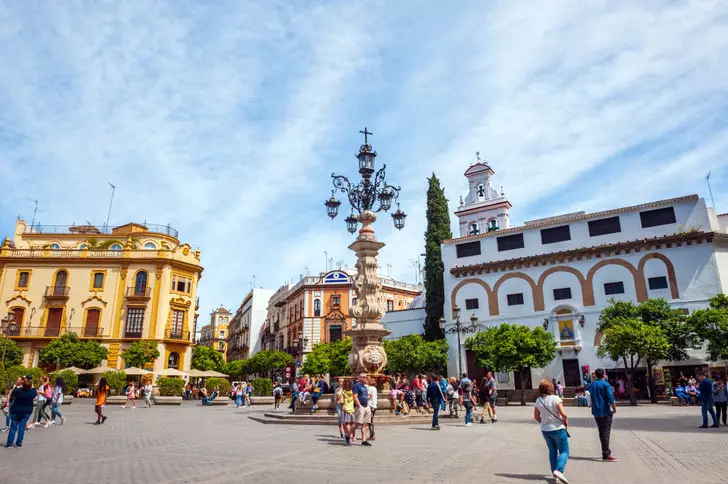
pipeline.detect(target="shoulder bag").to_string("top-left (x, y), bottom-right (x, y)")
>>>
top-left (537, 397), bottom-right (571, 438)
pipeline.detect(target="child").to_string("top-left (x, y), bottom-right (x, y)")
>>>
top-left (341, 379), bottom-right (355, 445)
top-left (273, 382), bottom-right (283, 409)
top-left (575, 386), bottom-right (587, 407)
top-left (122, 381), bottom-right (136, 408)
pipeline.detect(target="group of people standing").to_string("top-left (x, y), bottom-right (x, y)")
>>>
top-left (335, 373), bottom-right (377, 446)
top-left (2, 374), bottom-right (67, 449)
top-left (231, 381), bottom-right (254, 407)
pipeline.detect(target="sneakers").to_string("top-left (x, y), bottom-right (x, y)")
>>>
top-left (493, 416), bottom-right (498, 422)
top-left (50, 421), bottom-right (56, 426)
top-left (60, 416), bottom-right (65, 425)
top-left (465, 423), bottom-right (472, 427)
top-left (0, 427), bottom-right (7, 432)
top-left (480, 418), bottom-right (485, 424)
top-left (121, 406), bottom-right (126, 409)
top-left (435, 425), bottom-right (441, 431)
top-left (553, 470), bottom-right (568, 483)
top-left (43, 423), bottom-right (50, 428)
top-left (345, 436), bottom-right (351, 445)
top-left (361, 441), bottom-right (372, 446)
top-left (698, 424), bottom-right (709, 428)
top-left (603, 456), bottom-right (619, 462)
top-left (711, 423), bottom-right (720, 428)
top-left (101, 416), bottom-right (107, 424)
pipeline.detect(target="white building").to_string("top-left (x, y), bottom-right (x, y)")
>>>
top-left (227, 288), bottom-right (274, 361)
top-left (443, 160), bottom-right (728, 390)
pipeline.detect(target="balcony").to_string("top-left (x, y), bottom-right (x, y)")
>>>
top-left (125, 286), bottom-right (151, 302)
top-left (44, 285), bottom-right (70, 301)
top-left (65, 326), bottom-right (105, 338)
top-left (165, 328), bottom-right (191, 341)
top-left (124, 329), bottom-right (143, 339)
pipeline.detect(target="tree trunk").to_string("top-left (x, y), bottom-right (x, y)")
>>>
top-left (623, 358), bottom-right (637, 406)
top-left (646, 359), bottom-right (658, 404)
top-left (520, 368), bottom-right (526, 406)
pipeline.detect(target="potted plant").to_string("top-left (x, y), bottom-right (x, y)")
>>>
top-left (153, 377), bottom-right (184, 405)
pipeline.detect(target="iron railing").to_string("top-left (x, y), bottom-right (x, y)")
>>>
top-left (126, 286), bottom-right (151, 298)
top-left (165, 329), bottom-right (190, 341)
top-left (45, 285), bottom-right (70, 297)
top-left (23, 223), bottom-right (179, 238)
top-left (124, 329), bottom-right (143, 339)
top-left (65, 326), bottom-right (104, 338)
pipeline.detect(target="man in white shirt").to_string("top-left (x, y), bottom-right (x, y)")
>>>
top-left (367, 380), bottom-right (378, 441)
top-left (143, 382), bottom-right (153, 408)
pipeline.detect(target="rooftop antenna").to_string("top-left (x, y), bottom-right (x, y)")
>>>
top-left (105, 183), bottom-right (116, 232)
top-left (386, 263), bottom-right (392, 278)
top-left (707, 172), bottom-right (716, 208)
top-left (28, 198), bottom-right (39, 230)
top-left (324, 251), bottom-right (329, 272)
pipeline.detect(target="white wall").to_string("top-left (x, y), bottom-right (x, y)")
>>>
top-left (381, 308), bottom-right (426, 340)
top-left (248, 288), bottom-right (274, 356)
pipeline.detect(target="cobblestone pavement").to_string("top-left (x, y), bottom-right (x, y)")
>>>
top-left (2, 400), bottom-right (727, 484)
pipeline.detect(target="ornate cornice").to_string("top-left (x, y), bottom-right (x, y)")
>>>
top-left (81, 295), bottom-right (108, 307)
top-left (5, 294), bottom-right (32, 306)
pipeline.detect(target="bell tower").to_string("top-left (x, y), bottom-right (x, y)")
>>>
top-left (455, 153), bottom-right (512, 237)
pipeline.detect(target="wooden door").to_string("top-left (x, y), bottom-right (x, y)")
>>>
top-left (45, 308), bottom-right (63, 337)
top-left (84, 309), bottom-right (100, 337)
top-left (563, 359), bottom-right (581, 387)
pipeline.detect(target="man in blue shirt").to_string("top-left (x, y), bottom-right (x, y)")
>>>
top-left (587, 369), bottom-right (618, 462)
top-left (426, 374), bottom-right (444, 430)
top-left (697, 372), bottom-right (719, 428)
top-left (352, 373), bottom-right (372, 446)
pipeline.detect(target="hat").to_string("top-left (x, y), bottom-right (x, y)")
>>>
top-left (24, 374), bottom-right (33, 380)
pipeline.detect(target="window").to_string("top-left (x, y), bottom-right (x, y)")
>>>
top-left (507, 293), bottom-right (524, 306)
top-left (219, 330), bottom-right (225, 338)
top-left (648, 276), bottom-right (668, 290)
top-left (332, 295), bottom-right (341, 307)
top-left (172, 274), bottom-right (192, 294)
top-left (497, 233), bottom-right (525, 252)
top-left (387, 300), bottom-right (394, 312)
top-left (92, 272), bottom-right (105, 289)
top-left (84, 308), bottom-right (100, 337)
top-left (588, 216), bottom-right (621, 236)
top-left (168, 352), bottom-right (179, 369)
top-left (110, 243), bottom-right (122, 251)
top-left (604, 281), bottom-right (625, 295)
top-left (125, 308), bottom-right (145, 337)
top-left (218, 341), bottom-right (225, 351)
top-left (456, 241), bottom-right (481, 258)
top-left (468, 223), bottom-right (480, 235)
top-left (541, 225), bottom-right (571, 244)
top-left (351, 297), bottom-right (357, 308)
top-left (50, 243), bottom-right (61, 250)
top-left (16, 271), bottom-right (30, 289)
top-left (134, 271), bottom-right (148, 295)
top-left (143, 242), bottom-right (157, 250)
top-left (79, 243), bottom-right (87, 249)
top-left (553, 288), bottom-right (572, 300)
top-left (465, 298), bottom-right (479, 310)
top-left (640, 207), bottom-right (676, 228)
top-left (329, 325), bottom-right (342, 342)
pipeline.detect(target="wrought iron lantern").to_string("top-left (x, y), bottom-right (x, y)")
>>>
top-left (345, 212), bottom-right (359, 234)
top-left (543, 318), bottom-right (549, 330)
top-left (470, 313), bottom-right (479, 329)
top-left (377, 187), bottom-right (394, 212)
top-left (325, 190), bottom-right (341, 219)
top-left (579, 314), bottom-right (585, 327)
top-left (391, 203), bottom-right (406, 230)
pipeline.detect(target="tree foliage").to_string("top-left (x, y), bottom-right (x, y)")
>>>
top-left (302, 339), bottom-right (352, 376)
top-left (102, 370), bottom-right (128, 395)
top-left (245, 350), bottom-right (293, 376)
top-left (50, 369), bottom-right (79, 395)
top-left (39, 333), bottom-right (108, 369)
top-left (465, 324), bottom-right (557, 405)
top-left (121, 341), bottom-right (161, 369)
top-left (689, 293), bottom-right (728, 361)
top-left (383, 334), bottom-right (448, 375)
top-left (156, 376), bottom-right (184, 396)
top-left (205, 377), bottom-right (230, 395)
top-left (1, 338), bottom-right (24, 367)
top-left (191, 345), bottom-right (225, 371)
top-left (423, 174), bottom-right (452, 341)
top-left (2, 366), bottom-right (43, 390)
top-left (252, 377), bottom-right (273, 397)
top-left (223, 359), bottom-right (249, 380)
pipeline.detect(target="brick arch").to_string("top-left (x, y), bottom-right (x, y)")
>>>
top-left (537, 266), bottom-right (592, 307)
top-left (637, 252), bottom-right (679, 300)
top-left (450, 278), bottom-right (497, 317)
top-left (492, 272), bottom-right (540, 313)
top-left (586, 258), bottom-right (647, 302)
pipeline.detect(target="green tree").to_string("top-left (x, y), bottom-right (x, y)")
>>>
top-left (191, 345), bottom-right (225, 371)
top-left (1, 338), bottom-right (24, 367)
top-left (465, 324), bottom-right (557, 406)
top-left (39, 333), bottom-right (108, 369)
top-left (689, 293), bottom-right (728, 361)
top-left (596, 317), bottom-right (670, 405)
top-left (102, 370), bottom-right (127, 395)
top-left (302, 339), bottom-right (352, 376)
top-left (245, 350), bottom-right (293, 377)
top-left (599, 299), bottom-right (693, 403)
top-left (156, 376), bottom-right (184, 396)
top-left (50, 369), bottom-right (79, 394)
top-left (121, 341), bottom-right (161, 369)
top-left (383, 334), bottom-right (448, 375)
top-left (205, 377), bottom-right (231, 395)
top-left (223, 359), bottom-right (249, 380)
top-left (423, 174), bottom-right (452, 341)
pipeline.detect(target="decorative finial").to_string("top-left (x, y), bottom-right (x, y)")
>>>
top-left (475, 151), bottom-right (481, 163)
top-left (359, 127), bottom-right (373, 145)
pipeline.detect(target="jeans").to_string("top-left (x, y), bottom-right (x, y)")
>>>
top-left (145, 395), bottom-right (152, 407)
top-left (369, 408), bottom-right (376, 438)
top-left (201, 396), bottom-right (208, 406)
top-left (594, 415), bottom-right (613, 459)
top-left (464, 403), bottom-right (473, 425)
top-left (7, 413), bottom-right (31, 447)
top-left (51, 403), bottom-right (63, 421)
top-left (701, 400), bottom-right (718, 426)
top-left (289, 392), bottom-right (298, 410)
top-left (235, 395), bottom-right (243, 407)
top-left (715, 402), bottom-right (727, 424)
top-left (432, 404), bottom-right (440, 427)
top-left (576, 396), bottom-right (587, 406)
top-left (542, 429), bottom-right (569, 473)
top-left (676, 393), bottom-right (688, 405)
top-left (33, 400), bottom-right (49, 424)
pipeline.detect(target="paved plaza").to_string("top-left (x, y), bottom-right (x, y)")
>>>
top-left (2, 401), bottom-right (727, 484)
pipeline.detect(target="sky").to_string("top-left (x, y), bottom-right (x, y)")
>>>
top-left (0, 0), bottom-right (727, 320)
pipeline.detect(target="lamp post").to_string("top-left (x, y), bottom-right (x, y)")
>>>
top-left (439, 307), bottom-right (478, 377)
top-left (324, 127), bottom-right (406, 375)
top-left (1, 311), bottom-right (18, 366)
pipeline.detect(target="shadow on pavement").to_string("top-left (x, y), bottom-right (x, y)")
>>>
top-left (494, 473), bottom-right (550, 482)
top-left (564, 416), bottom-right (728, 434)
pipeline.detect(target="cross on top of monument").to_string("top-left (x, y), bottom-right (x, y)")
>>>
top-left (360, 127), bottom-right (373, 144)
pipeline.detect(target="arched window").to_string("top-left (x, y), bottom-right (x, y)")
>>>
top-left (168, 352), bottom-right (180, 369)
top-left (134, 271), bottom-right (148, 296)
top-left (53, 270), bottom-right (68, 296)
top-left (84, 308), bottom-right (101, 337)
top-left (144, 242), bottom-right (157, 250)
top-left (50, 242), bottom-right (61, 250)
top-left (110, 243), bottom-right (122, 251)
top-left (79, 243), bottom-right (87, 249)
top-left (314, 299), bottom-right (321, 317)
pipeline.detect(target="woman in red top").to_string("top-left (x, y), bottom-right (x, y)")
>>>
top-left (414, 375), bottom-right (425, 413)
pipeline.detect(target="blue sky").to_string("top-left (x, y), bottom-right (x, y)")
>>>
top-left (0, 1), bottom-right (727, 319)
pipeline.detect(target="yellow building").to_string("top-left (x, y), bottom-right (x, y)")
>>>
top-left (0, 219), bottom-right (203, 375)
top-left (198, 306), bottom-right (230, 359)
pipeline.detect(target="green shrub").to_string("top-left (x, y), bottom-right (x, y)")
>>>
top-left (4, 366), bottom-right (43, 389)
top-left (102, 371), bottom-right (127, 396)
top-left (205, 377), bottom-right (230, 395)
top-left (252, 377), bottom-right (272, 397)
top-left (156, 377), bottom-right (184, 396)
top-left (50, 369), bottom-right (79, 395)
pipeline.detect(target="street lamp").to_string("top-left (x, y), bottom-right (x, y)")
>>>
top-left (1, 311), bottom-right (18, 366)
top-left (324, 127), bottom-right (406, 374)
top-left (439, 307), bottom-right (478, 377)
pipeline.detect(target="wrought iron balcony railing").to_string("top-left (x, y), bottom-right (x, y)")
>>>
top-left (44, 285), bottom-right (70, 298)
top-left (165, 329), bottom-right (190, 341)
top-left (125, 286), bottom-right (152, 298)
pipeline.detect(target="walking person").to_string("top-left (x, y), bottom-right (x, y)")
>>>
top-left (50, 377), bottom-right (66, 425)
top-left (288, 380), bottom-right (299, 413)
top-left (713, 376), bottom-right (727, 426)
top-left (340, 379), bottom-right (355, 445)
top-left (335, 379), bottom-right (344, 438)
top-left (235, 383), bottom-right (244, 408)
top-left (143, 381), bottom-right (153, 408)
top-left (697, 372), bottom-right (719, 428)
top-left (6, 375), bottom-right (37, 448)
top-left (352, 373), bottom-right (372, 446)
top-left (587, 369), bottom-right (618, 462)
top-left (2, 377), bottom-right (23, 432)
top-left (535, 379), bottom-right (570, 484)
top-left (122, 381), bottom-right (136, 409)
top-left (427, 374), bottom-right (444, 430)
top-left (32, 375), bottom-right (51, 428)
top-left (438, 375), bottom-right (448, 413)
top-left (95, 378), bottom-right (109, 425)
top-left (367, 378), bottom-right (378, 440)
top-left (459, 378), bottom-right (474, 427)
top-left (447, 377), bottom-right (458, 418)
top-left (273, 382), bottom-right (283, 409)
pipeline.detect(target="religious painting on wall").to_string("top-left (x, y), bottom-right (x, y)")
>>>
top-left (558, 319), bottom-right (575, 345)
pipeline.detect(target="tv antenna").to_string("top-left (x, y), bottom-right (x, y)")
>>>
top-left (28, 198), bottom-right (39, 230)
top-left (105, 183), bottom-right (116, 232)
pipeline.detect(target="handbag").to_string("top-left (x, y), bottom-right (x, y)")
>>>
top-left (537, 397), bottom-right (571, 438)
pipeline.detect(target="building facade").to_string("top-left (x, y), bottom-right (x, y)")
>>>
top-left (259, 270), bottom-right (420, 361)
top-left (0, 219), bottom-right (203, 375)
top-left (198, 307), bottom-right (230, 358)
top-left (442, 161), bottom-right (728, 389)
top-left (227, 288), bottom-right (273, 361)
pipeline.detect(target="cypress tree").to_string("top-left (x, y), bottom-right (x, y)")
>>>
top-left (423, 173), bottom-right (452, 340)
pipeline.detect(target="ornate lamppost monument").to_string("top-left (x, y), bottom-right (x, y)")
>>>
top-left (325, 128), bottom-right (406, 381)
